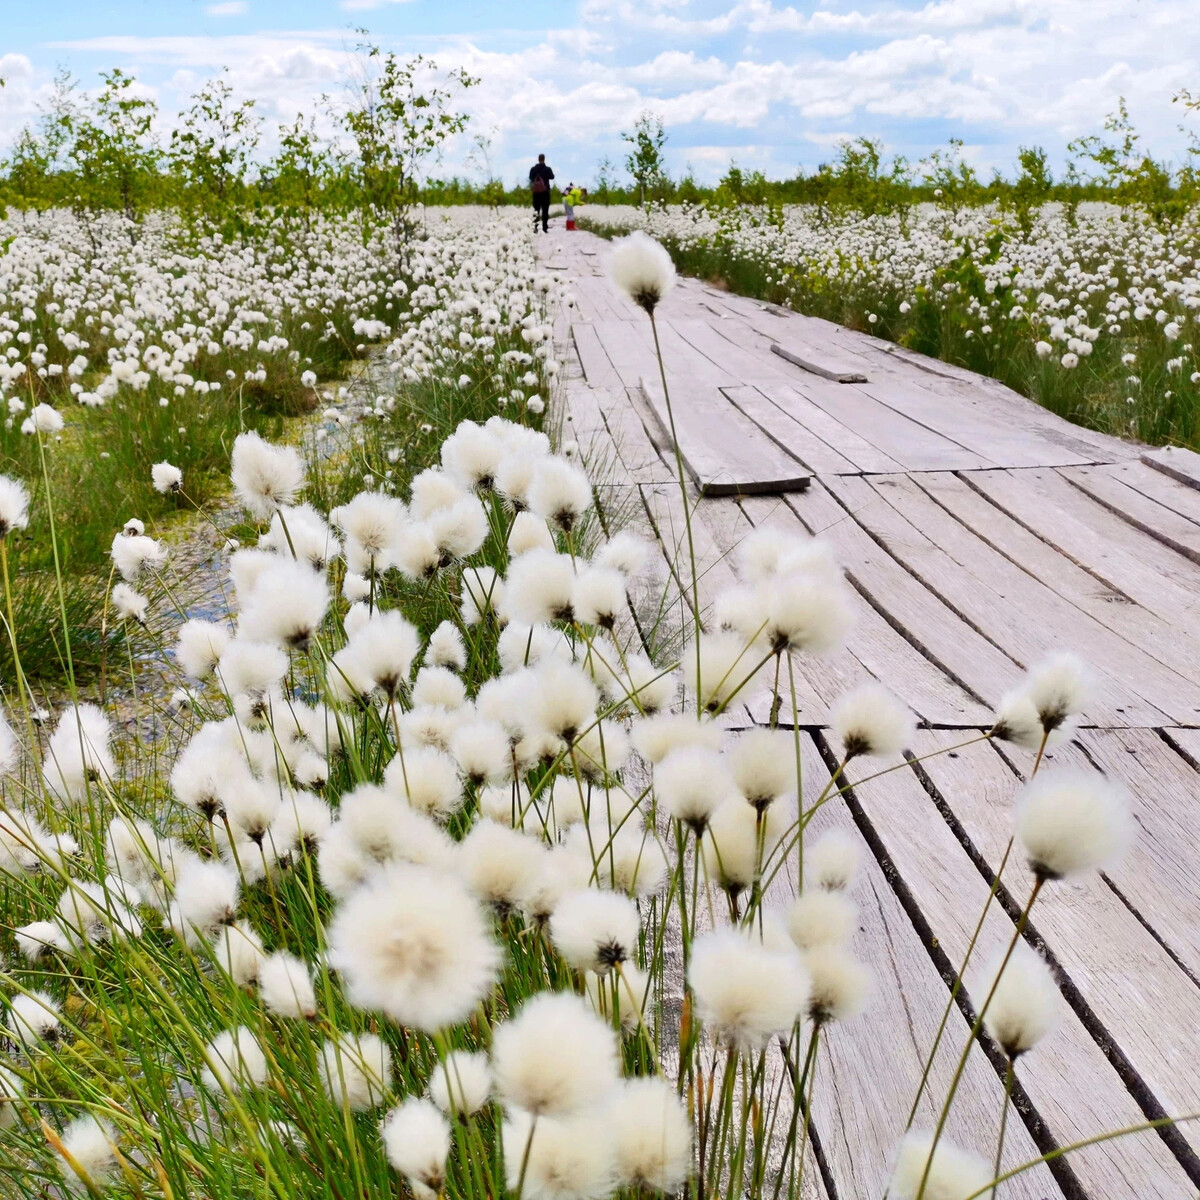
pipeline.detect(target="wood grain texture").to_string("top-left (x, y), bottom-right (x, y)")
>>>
top-left (1141, 444), bottom-right (1200, 490)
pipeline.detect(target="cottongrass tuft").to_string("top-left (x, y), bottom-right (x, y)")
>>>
top-left (200, 1026), bottom-right (269, 1093)
top-left (550, 888), bottom-right (641, 974)
top-left (258, 951), bottom-right (318, 1019)
top-left (1014, 769), bottom-right (1133, 880)
top-left (151, 460), bottom-right (183, 494)
top-left (318, 1032), bottom-right (392, 1112)
top-left (804, 943), bottom-right (871, 1023)
top-left (606, 1076), bottom-right (693, 1192)
top-left (979, 943), bottom-right (1060, 1058)
top-left (688, 930), bottom-right (810, 1049)
top-left (328, 861), bottom-right (500, 1032)
top-left (829, 682), bottom-right (915, 759)
top-left (492, 991), bottom-right (619, 1115)
top-left (429, 1049), bottom-right (491, 1117)
top-left (381, 1097), bottom-right (450, 1200)
top-left (0, 474), bottom-right (30, 537)
top-left (57, 1114), bottom-right (118, 1194)
top-left (609, 231), bottom-right (676, 314)
top-left (231, 431), bottom-right (305, 519)
top-left (502, 1109), bottom-right (616, 1200)
top-left (889, 1130), bottom-right (994, 1200)
top-left (806, 827), bottom-right (862, 891)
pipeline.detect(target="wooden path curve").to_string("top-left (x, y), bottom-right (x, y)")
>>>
top-left (542, 229), bottom-right (1200, 1200)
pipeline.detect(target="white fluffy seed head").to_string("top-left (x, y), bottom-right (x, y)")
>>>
top-left (806, 827), bottom-right (861, 891)
top-left (506, 548), bottom-right (576, 624)
top-left (58, 1114), bottom-right (117, 1193)
top-left (607, 1076), bottom-right (693, 1193)
top-left (804, 944), bottom-right (871, 1023)
top-left (231, 431), bottom-right (305, 520)
top-left (550, 888), bottom-right (641, 973)
top-left (728, 728), bottom-right (796, 808)
top-left (889, 1131), bottom-right (994, 1200)
top-left (211, 921), bottom-right (266, 986)
top-left (701, 797), bottom-right (791, 894)
top-left (0, 474), bottom-right (30, 537)
top-left (318, 1032), bottom-right (392, 1111)
top-left (492, 991), bottom-right (620, 1115)
top-left (609, 231), bottom-right (676, 313)
top-left (1014, 769), bottom-right (1133, 880)
top-left (201, 1026), bottom-right (269, 1093)
top-left (632, 713), bottom-right (723, 765)
top-left (594, 530), bottom-right (648, 578)
top-left (572, 566), bottom-right (626, 629)
top-left (384, 744), bottom-right (463, 819)
top-left (764, 574), bottom-right (853, 656)
top-left (381, 1097), bottom-right (450, 1198)
top-left (688, 930), bottom-right (811, 1048)
top-left (509, 511), bottom-right (556, 556)
top-left (7, 989), bottom-right (62, 1049)
top-left (829, 682), bottom-right (915, 758)
top-left (428, 1049), bottom-right (491, 1117)
top-left (426, 620), bottom-right (467, 671)
top-left (328, 862), bottom-right (499, 1032)
top-left (684, 630), bottom-right (767, 713)
top-left (151, 461), bottom-right (183, 493)
top-left (1023, 652), bottom-right (1091, 732)
top-left (502, 1109), bottom-right (616, 1200)
top-left (655, 747), bottom-right (739, 831)
top-left (528, 457), bottom-right (593, 533)
top-left (979, 943), bottom-right (1060, 1058)
top-left (239, 558), bottom-right (330, 651)
top-left (787, 890), bottom-right (857, 951)
top-left (259, 952), bottom-right (318, 1019)
top-left (175, 619), bottom-right (231, 680)
top-left (458, 819), bottom-right (546, 912)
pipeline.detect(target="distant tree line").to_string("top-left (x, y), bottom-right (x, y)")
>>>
top-left (4, 51), bottom-right (1200, 230)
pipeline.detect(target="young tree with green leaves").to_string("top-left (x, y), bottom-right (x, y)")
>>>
top-left (622, 111), bottom-right (669, 206)
top-left (63, 69), bottom-right (161, 230)
top-left (168, 70), bottom-right (261, 214)
top-left (264, 113), bottom-right (332, 226)
top-left (339, 38), bottom-right (477, 252)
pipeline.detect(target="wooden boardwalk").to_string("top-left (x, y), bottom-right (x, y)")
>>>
top-left (543, 229), bottom-right (1200, 1199)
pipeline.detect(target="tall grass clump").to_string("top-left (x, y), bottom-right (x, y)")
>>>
top-left (0, 217), bottom-right (1187, 1200)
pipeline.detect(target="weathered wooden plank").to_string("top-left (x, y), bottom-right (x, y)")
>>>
top-left (723, 385), bottom-right (863, 476)
top-left (1096, 460), bottom-right (1200, 528)
top-left (835, 472), bottom-right (1184, 727)
top-left (772, 340), bottom-right (868, 383)
top-left (1071, 728), bottom-right (1200, 981)
top-left (840, 731), bottom-right (1197, 1194)
top-left (795, 735), bottom-right (1061, 1200)
top-left (915, 731), bottom-right (1200, 1174)
top-left (780, 481), bottom-right (1025, 712)
top-left (737, 493), bottom-right (992, 727)
top-left (742, 381), bottom-right (906, 474)
top-left (1062, 465), bottom-right (1200, 564)
top-left (668, 317), bottom-right (798, 385)
top-left (639, 373), bottom-right (811, 498)
top-left (572, 323), bottom-right (624, 390)
top-left (1142, 444), bottom-right (1200, 490)
top-left (856, 379), bottom-right (1107, 470)
top-left (915, 471), bottom-right (1200, 693)
top-left (790, 378), bottom-right (996, 472)
top-left (962, 468), bottom-right (1200, 638)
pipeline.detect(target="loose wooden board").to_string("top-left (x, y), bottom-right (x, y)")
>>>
top-left (638, 373), bottom-right (811, 497)
top-left (772, 340), bottom-right (869, 383)
top-left (1142, 444), bottom-right (1200, 490)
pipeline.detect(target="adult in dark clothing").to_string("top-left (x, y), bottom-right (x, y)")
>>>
top-left (529, 154), bottom-right (554, 233)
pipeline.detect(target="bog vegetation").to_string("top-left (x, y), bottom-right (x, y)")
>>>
top-left (0, 44), bottom-right (1186, 1200)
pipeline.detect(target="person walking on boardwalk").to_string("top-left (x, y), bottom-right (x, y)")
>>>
top-left (529, 154), bottom-right (554, 233)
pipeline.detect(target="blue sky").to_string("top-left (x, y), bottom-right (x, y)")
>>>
top-left (2, 0), bottom-right (1197, 186)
